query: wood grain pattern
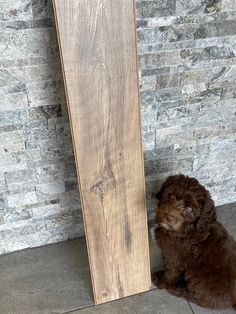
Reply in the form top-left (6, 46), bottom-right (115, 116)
top-left (53, 0), bottom-right (151, 304)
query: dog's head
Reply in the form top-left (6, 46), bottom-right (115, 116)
top-left (156, 195), bottom-right (216, 233)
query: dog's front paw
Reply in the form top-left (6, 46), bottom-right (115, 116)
top-left (151, 271), bottom-right (167, 289)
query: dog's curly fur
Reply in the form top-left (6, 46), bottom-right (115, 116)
top-left (152, 174), bottom-right (236, 310)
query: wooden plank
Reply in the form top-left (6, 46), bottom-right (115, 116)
top-left (52, 0), bottom-right (151, 304)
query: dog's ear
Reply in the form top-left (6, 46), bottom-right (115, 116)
top-left (196, 199), bottom-right (217, 231)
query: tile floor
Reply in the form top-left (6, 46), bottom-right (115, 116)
top-left (0, 202), bottom-right (235, 314)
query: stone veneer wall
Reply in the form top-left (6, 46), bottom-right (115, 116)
top-left (0, 0), bottom-right (235, 254)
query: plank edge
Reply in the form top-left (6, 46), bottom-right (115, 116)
top-left (132, 0), bottom-right (152, 287)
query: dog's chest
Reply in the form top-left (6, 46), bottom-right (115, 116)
top-left (160, 236), bottom-right (192, 262)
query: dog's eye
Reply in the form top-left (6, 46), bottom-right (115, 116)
top-left (184, 207), bottom-right (195, 219)
top-left (185, 207), bottom-right (192, 213)
top-left (181, 207), bottom-right (194, 218)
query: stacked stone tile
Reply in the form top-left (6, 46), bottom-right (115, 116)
top-left (0, 0), bottom-right (235, 254)
top-left (137, 0), bottom-right (236, 212)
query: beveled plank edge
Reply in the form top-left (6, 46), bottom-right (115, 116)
top-left (132, 0), bottom-right (151, 288)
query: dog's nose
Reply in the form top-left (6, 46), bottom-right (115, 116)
top-left (165, 215), bottom-right (176, 224)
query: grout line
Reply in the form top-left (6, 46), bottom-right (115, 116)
top-left (61, 304), bottom-right (95, 314)
top-left (188, 301), bottom-right (195, 314)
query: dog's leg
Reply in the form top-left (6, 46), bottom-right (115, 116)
top-left (151, 270), bottom-right (167, 289)
top-left (152, 265), bottom-right (184, 289)
top-left (152, 271), bottom-right (194, 298)
top-left (166, 285), bottom-right (199, 305)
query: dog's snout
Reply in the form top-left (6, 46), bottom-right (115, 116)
top-left (164, 214), bottom-right (177, 224)
top-left (166, 216), bottom-right (173, 223)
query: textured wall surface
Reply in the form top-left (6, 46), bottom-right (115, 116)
top-left (0, 0), bottom-right (235, 254)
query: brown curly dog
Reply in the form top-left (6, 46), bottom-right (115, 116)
top-left (152, 174), bottom-right (236, 310)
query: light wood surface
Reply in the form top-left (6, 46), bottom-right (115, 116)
top-left (53, 0), bottom-right (151, 304)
